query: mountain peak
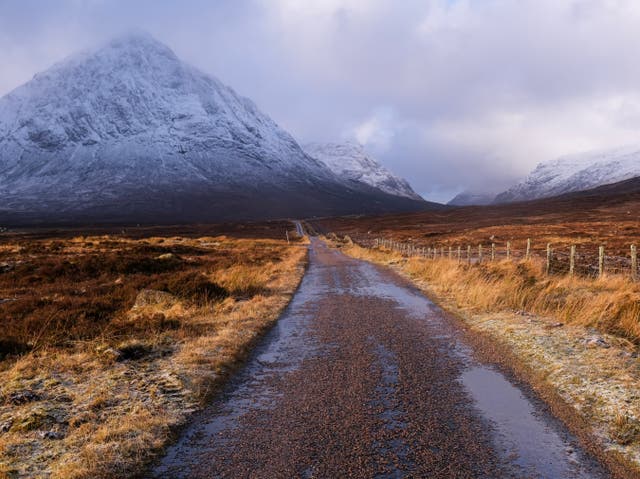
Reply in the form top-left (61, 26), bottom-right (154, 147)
top-left (495, 145), bottom-right (640, 203)
top-left (0, 36), bottom-right (430, 225)
top-left (303, 141), bottom-right (422, 200)
top-left (104, 31), bottom-right (178, 59)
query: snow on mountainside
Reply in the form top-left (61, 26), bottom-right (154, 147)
top-left (303, 142), bottom-right (423, 200)
top-left (495, 145), bottom-right (640, 203)
top-left (0, 33), bottom-right (427, 224)
top-left (447, 191), bottom-right (495, 206)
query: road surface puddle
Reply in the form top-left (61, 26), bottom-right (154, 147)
top-left (372, 342), bottom-right (414, 478)
top-left (461, 365), bottom-right (602, 478)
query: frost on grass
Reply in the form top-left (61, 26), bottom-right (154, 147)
top-left (0, 233), bottom-right (307, 479)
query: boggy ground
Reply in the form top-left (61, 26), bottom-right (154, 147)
top-left (152, 238), bottom-right (611, 479)
top-left (0, 226), bottom-right (307, 478)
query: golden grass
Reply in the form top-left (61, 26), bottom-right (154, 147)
top-left (343, 242), bottom-right (640, 342)
top-left (0, 233), bottom-right (307, 478)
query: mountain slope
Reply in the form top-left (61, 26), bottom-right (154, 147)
top-left (303, 142), bottom-right (423, 200)
top-left (0, 33), bottom-right (429, 225)
top-left (495, 145), bottom-right (640, 203)
top-left (447, 191), bottom-right (495, 206)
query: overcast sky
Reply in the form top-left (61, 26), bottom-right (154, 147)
top-left (2, 0), bottom-right (640, 202)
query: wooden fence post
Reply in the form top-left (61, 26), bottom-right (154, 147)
top-left (449, 246), bottom-right (453, 260)
top-left (598, 245), bottom-right (605, 278)
top-left (286, 230), bottom-right (290, 244)
top-left (491, 243), bottom-right (495, 261)
top-left (546, 243), bottom-right (552, 275)
top-left (478, 244), bottom-right (483, 264)
top-left (569, 245), bottom-right (576, 277)
top-left (506, 241), bottom-right (511, 260)
top-left (467, 245), bottom-right (472, 265)
top-left (632, 245), bottom-right (637, 281)
top-left (526, 238), bottom-right (531, 260)
top-left (457, 246), bottom-right (462, 263)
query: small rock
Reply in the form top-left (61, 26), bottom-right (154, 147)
top-left (100, 347), bottom-right (121, 361)
top-left (0, 262), bottom-right (14, 273)
top-left (583, 336), bottom-right (610, 349)
top-left (0, 420), bottom-right (12, 433)
top-left (157, 253), bottom-right (175, 260)
top-left (40, 430), bottom-right (64, 440)
top-left (8, 390), bottom-right (40, 405)
top-left (549, 322), bottom-right (564, 328)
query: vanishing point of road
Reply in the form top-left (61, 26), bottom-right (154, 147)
top-left (153, 237), bottom-right (610, 478)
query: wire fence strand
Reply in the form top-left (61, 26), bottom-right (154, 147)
top-left (361, 237), bottom-right (639, 281)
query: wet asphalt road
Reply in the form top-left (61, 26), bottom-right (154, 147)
top-left (152, 238), bottom-right (609, 478)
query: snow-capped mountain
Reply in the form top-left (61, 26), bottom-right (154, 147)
top-left (0, 33), bottom-right (427, 225)
top-left (495, 145), bottom-right (640, 203)
top-left (447, 191), bottom-right (495, 206)
top-left (303, 142), bottom-right (422, 200)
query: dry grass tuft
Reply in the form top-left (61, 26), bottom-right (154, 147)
top-left (611, 414), bottom-right (640, 446)
top-left (0, 231), bottom-right (308, 478)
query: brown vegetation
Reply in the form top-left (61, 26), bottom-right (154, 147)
top-left (0, 228), bottom-right (307, 478)
top-left (314, 179), bottom-right (640, 258)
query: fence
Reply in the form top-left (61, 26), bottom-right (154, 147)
top-left (363, 238), bottom-right (639, 281)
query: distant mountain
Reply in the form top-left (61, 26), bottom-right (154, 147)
top-left (447, 191), bottom-right (495, 206)
top-left (303, 142), bottom-right (423, 201)
top-left (0, 33), bottom-right (429, 226)
top-left (495, 145), bottom-right (640, 203)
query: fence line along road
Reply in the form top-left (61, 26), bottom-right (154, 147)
top-left (365, 237), bottom-right (639, 281)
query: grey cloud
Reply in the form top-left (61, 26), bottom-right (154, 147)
top-left (2, 0), bottom-right (640, 203)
